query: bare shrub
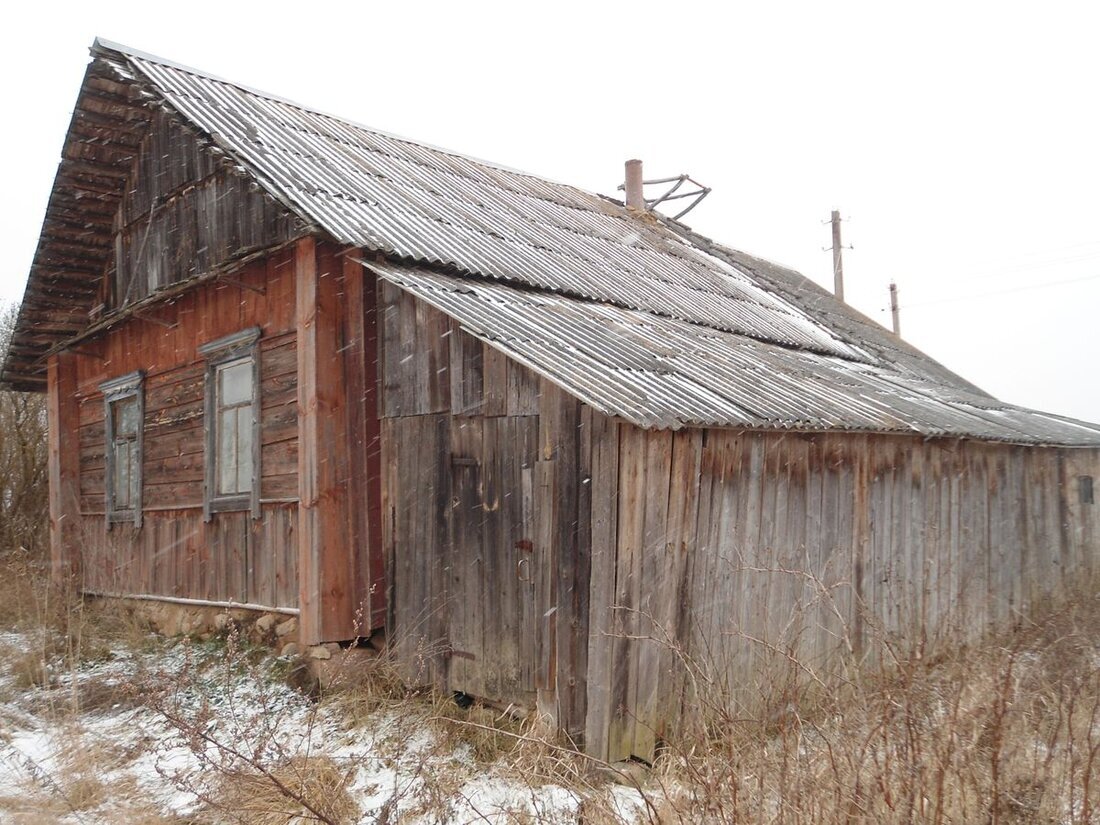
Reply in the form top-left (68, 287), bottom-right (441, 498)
top-left (0, 303), bottom-right (48, 559)
top-left (143, 628), bottom-right (360, 824)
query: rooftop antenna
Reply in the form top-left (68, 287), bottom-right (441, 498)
top-left (619, 159), bottom-right (711, 221)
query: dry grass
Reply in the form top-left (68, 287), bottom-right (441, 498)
top-left (0, 548), bottom-right (48, 631)
top-left (644, 586), bottom-right (1100, 824)
top-left (213, 755), bottom-right (359, 825)
top-left (3, 539), bottom-right (1098, 823)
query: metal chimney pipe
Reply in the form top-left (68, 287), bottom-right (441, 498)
top-left (889, 281), bottom-right (901, 336)
top-left (625, 159), bottom-right (645, 210)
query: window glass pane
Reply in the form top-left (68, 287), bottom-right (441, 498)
top-left (219, 359), bottom-right (252, 407)
top-left (236, 406), bottom-right (253, 493)
top-left (114, 441), bottom-right (131, 509)
top-left (218, 408), bottom-right (238, 494)
top-left (114, 397), bottom-right (138, 437)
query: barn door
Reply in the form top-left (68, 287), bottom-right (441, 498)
top-left (446, 416), bottom-right (542, 708)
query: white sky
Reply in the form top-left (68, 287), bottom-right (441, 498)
top-left (2, 1), bottom-right (1098, 423)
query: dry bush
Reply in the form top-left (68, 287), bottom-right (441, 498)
top-left (143, 628), bottom-right (362, 825)
top-left (0, 304), bottom-right (48, 560)
top-left (0, 547), bottom-right (49, 630)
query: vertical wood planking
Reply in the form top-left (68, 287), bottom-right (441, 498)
top-left (296, 238), bottom-right (354, 644)
top-left (448, 416), bottom-right (483, 694)
top-left (607, 424), bottom-right (646, 761)
top-left (449, 323), bottom-right (484, 415)
top-left (363, 272), bottom-right (386, 629)
top-left (482, 344), bottom-right (509, 417)
top-left (342, 252), bottom-right (382, 635)
top-left (632, 429), bottom-right (673, 760)
top-left (583, 412), bottom-right (620, 761)
top-left (657, 429), bottom-right (702, 745)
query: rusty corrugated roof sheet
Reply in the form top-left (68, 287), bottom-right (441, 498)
top-left (6, 39), bottom-right (1099, 446)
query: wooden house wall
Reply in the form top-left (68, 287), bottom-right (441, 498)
top-left (67, 250), bottom-right (301, 608)
top-left (109, 108), bottom-right (302, 310)
top-left (586, 425), bottom-right (1100, 764)
top-left (378, 281), bottom-right (592, 736)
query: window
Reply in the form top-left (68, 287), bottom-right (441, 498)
top-left (99, 371), bottom-right (144, 527)
top-left (1081, 475), bottom-right (1095, 506)
top-left (200, 327), bottom-right (261, 519)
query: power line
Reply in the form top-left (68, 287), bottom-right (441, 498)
top-left (902, 271), bottom-right (1100, 310)
top-left (948, 248), bottom-right (1100, 285)
top-left (944, 238), bottom-right (1100, 279)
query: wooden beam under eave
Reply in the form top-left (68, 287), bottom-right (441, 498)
top-left (296, 236), bottom-right (356, 645)
top-left (47, 353), bottom-right (81, 586)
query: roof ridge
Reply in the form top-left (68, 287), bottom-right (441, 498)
top-left (92, 37), bottom-right (589, 190)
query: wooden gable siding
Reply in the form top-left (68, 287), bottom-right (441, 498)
top-left (70, 250), bottom-right (300, 609)
top-left (379, 281), bottom-right (591, 736)
top-left (586, 426), bottom-right (1100, 764)
top-left (110, 108), bottom-right (302, 310)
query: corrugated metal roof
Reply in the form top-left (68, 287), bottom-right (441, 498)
top-left (6, 39), bottom-right (1099, 447)
top-left (368, 261), bottom-right (1100, 446)
top-left (119, 47), bottom-right (865, 362)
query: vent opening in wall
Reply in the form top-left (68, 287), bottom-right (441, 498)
top-left (1080, 475), bottom-right (1094, 505)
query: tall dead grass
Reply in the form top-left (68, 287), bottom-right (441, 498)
top-left (650, 581), bottom-right (1100, 824)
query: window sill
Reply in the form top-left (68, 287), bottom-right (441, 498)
top-left (207, 495), bottom-right (252, 515)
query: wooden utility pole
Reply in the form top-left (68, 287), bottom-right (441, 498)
top-left (889, 281), bottom-right (901, 336)
top-left (831, 210), bottom-right (844, 301)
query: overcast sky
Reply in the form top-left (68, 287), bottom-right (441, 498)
top-left (3, 2), bottom-right (1097, 422)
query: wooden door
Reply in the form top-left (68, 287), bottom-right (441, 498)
top-left (446, 416), bottom-right (542, 708)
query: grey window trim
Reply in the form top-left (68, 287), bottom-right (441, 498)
top-left (99, 370), bottom-right (144, 529)
top-left (201, 327), bottom-right (262, 521)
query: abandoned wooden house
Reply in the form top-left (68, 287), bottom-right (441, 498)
top-left (4, 39), bottom-right (1099, 763)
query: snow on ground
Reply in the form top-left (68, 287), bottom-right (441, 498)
top-left (0, 631), bottom-right (648, 823)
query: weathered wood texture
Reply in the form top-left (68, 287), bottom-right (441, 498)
top-left (111, 108), bottom-right (302, 310)
top-left (344, 254), bottom-right (386, 631)
top-left (296, 240), bottom-right (384, 644)
top-left (380, 295), bottom-right (593, 736)
top-left (586, 427), bottom-right (1100, 764)
top-left (72, 250), bottom-right (301, 608)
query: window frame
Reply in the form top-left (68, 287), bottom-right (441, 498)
top-left (99, 370), bottom-right (145, 529)
top-left (199, 327), bottom-right (262, 521)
